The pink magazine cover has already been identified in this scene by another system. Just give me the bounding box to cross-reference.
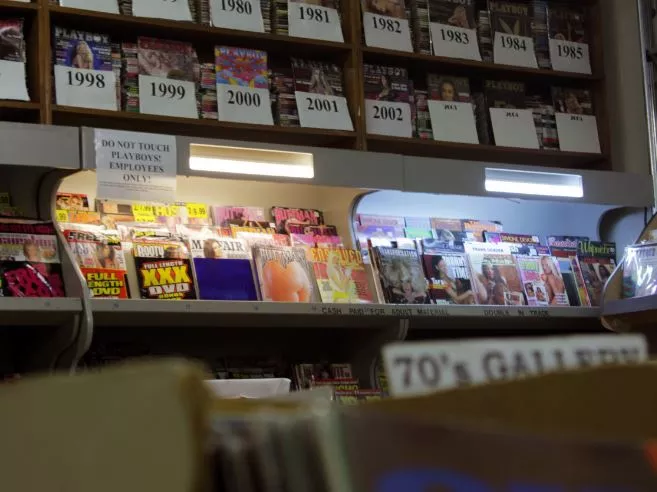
[215,46,268,88]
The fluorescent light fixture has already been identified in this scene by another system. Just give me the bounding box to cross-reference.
[485,168,583,198]
[189,144,314,179]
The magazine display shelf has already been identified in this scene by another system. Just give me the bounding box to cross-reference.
[0,122,91,373]
[0,0,613,170]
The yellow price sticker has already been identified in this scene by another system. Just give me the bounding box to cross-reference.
[154,205,179,217]
[131,204,156,223]
[186,203,208,219]
[55,210,69,223]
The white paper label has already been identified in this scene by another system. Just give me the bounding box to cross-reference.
[362,12,412,52]
[133,0,192,21]
[54,66,117,111]
[430,23,481,61]
[428,100,479,144]
[138,75,198,119]
[383,334,648,397]
[288,3,343,42]
[216,85,273,125]
[295,91,353,130]
[210,0,264,32]
[489,107,539,149]
[60,0,119,14]
[556,113,601,154]
[95,129,177,203]
[0,60,29,101]
[493,32,538,68]
[365,99,412,137]
[549,39,592,74]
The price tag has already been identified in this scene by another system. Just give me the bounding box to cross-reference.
[132,0,193,21]
[428,100,479,144]
[489,108,539,149]
[131,204,157,222]
[59,0,119,14]
[288,3,343,42]
[362,12,412,52]
[555,113,601,154]
[210,0,264,32]
[154,204,180,217]
[0,60,29,101]
[430,23,481,61]
[54,66,117,111]
[295,91,354,130]
[55,210,70,223]
[549,39,592,74]
[365,99,412,138]
[138,75,198,119]
[186,203,209,219]
[216,85,273,125]
[493,32,537,68]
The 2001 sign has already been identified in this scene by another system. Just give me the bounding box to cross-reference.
[373,105,403,121]
[306,97,338,112]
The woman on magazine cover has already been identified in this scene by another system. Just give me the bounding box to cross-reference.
[72,40,94,70]
[431,256,475,304]
[541,255,567,305]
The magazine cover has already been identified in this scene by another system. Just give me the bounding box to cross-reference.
[186,231,258,301]
[310,247,373,303]
[430,217,470,244]
[428,0,475,28]
[0,221,65,297]
[316,235,344,248]
[292,58,344,96]
[0,19,25,63]
[133,236,196,300]
[361,0,406,19]
[489,0,531,37]
[464,241,525,305]
[64,228,129,299]
[215,46,268,88]
[427,75,471,102]
[547,235,590,307]
[577,240,616,307]
[404,217,431,229]
[137,37,196,81]
[211,206,266,226]
[623,243,657,298]
[405,228,433,240]
[422,242,475,304]
[53,27,112,70]
[271,206,324,234]
[516,255,569,306]
[549,4,587,43]
[304,224,339,237]
[358,214,406,228]
[484,79,526,109]
[55,193,90,211]
[484,231,540,245]
[363,64,410,103]
[462,219,504,242]
[372,246,429,304]
[253,245,318,302]
[552,87,594,115]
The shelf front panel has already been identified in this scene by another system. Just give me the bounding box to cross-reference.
[0,297,82,326]
[0,122,80,169]
[0,0,38,13]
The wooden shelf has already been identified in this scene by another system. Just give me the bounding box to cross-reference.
[366,134,608,169]
[362,46,602,83]
[0,0,38,13]
[52,105,357,148]
[0,100,39,110]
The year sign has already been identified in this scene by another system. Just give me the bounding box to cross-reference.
[493,32,537,68]
[219,0,252,14]
[558,44,583,60]
[150,81,186,99]
[373,105,402,121]
[500,34,527,51]
[68,71,106,88]
[372,15,401,33]
[298,5,328,22]
[306,96,338,113]
[439,27,469,44]
[227,89,261,107]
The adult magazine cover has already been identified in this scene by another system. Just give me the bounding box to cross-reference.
[516,255,569,306]
[63,227,129,299]
[577,240,616,307]
[361,0,407,19]
[431,217,472,243]
[292,58,344,96]
[0,19,25,62]
[55,193,90,211]
[211,206,266,226]
[552,87,594,115]
[253,245,318,302]
[372,246,429,304]
[464,241,525,305]
[428,0,475,29]
[462,219,504,242]
[623,242,657,298]
[421,240,475,304]
[363,64,410,103]
[484,79,526,109]
[271,206,324,234]
[427,74,471,102]
[489,0,531,37]
[53,27,112,71]
[358,214,406,228]
[137,37,197,82]
[186,230,257,301]
[0,221,65,297]
[549,4,587,43]
[215,46,268,88]
[133,235,197,300]
[548,235,591,307]
[310,247,373,303]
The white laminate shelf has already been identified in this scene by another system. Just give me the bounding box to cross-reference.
[0,297,83,326]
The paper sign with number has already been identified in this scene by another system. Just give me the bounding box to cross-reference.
[428,100,479,144]
[362,12,412,52]
[133,0,193,20]
[131,204,157,222]
[383,334,648,397]
[139,75,198,119]
[0,60,29,101]
[430,23,481,61]
[365,100,412,138]
[216,85,273,125]
[186,203,208,219]
[55,210,70,223]
[288,3,343,42]
[295,91,353,131]
[555,113,601,153]
[493,32,537,68]
[489,108,539,149]
[549,39,592,74]
[54,66,118,111]
[60,0,119,14]
[210,0,264,32]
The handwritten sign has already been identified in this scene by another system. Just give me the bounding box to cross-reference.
[555,113,601,153]
[428,100,479,144]
[489,108,539,149]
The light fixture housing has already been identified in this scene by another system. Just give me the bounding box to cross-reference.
[485,168,584,198]
[189,144,314,179]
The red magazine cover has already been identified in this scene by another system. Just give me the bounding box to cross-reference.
[271,206,324,234]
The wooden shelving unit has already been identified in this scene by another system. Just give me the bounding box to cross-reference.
[0,0,612,169]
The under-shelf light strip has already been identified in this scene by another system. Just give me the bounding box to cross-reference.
[189,156,314,179]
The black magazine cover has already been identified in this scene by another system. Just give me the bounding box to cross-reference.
[428,0,475,29]
[373,246,429,304]
[363,64,410,103]
[427,74,471,102]
[552,87,594,115]
[489,0,531,37]
[485,79,526,109]
[549,3,587,43]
